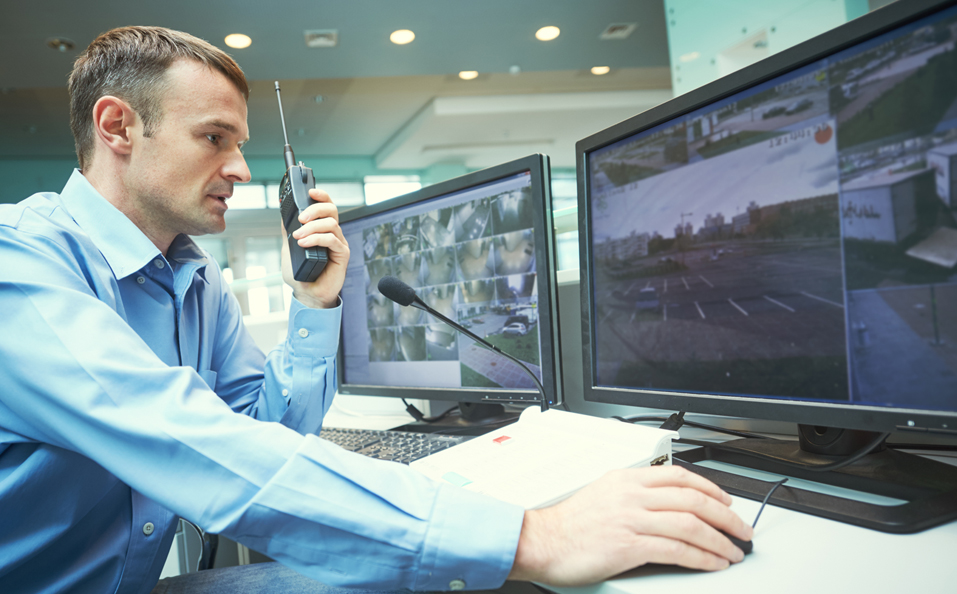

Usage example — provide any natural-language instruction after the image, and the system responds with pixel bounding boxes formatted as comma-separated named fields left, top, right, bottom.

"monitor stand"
left=390, top=401, right=520, bottom=436
left=675, top=425, right=957, bottom=533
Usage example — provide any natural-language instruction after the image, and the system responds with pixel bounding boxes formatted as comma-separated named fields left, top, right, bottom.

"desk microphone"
left=377, top=275, right=550, bottom=412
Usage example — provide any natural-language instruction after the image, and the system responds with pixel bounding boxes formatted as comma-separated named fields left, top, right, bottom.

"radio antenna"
left=275, top=81, right=296, bottom=170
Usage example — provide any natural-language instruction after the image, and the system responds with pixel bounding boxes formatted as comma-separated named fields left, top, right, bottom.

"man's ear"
left=91, top=96, right=138, bottom=157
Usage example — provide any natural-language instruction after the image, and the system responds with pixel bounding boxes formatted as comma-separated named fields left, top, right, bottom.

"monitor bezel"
left=337, top=154, right=563, bottom=407
left=575, top=0, right=957, bottom=436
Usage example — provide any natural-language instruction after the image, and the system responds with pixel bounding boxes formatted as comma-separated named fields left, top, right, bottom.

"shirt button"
left=136, top=276, right=146, bottom=285
left=298, top=328, right=309, bottom=338
left=143, top=522, right=155, bottom=536
left=282, top=389, right=289, bottom=397
left=449, top=579, right=466, bottom=591
left=154, top=259, right=165, bottom=269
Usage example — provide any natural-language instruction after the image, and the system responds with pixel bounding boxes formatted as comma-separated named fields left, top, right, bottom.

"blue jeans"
left=150, top=563, right=407, bottom=594
left=151, top=563, right=540, bottom=594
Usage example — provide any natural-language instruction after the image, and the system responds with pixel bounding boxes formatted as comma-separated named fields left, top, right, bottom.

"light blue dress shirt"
left=0, top=171, right=524, bottom=594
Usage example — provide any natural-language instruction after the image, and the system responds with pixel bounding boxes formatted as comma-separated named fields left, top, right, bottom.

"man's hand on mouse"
left=507, top=465, right=753, bottom=586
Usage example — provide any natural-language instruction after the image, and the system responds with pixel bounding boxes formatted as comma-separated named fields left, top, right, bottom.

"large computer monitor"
left=337, top=155, right=561, bottom=422
left=577, top=0, right=957, bottom=531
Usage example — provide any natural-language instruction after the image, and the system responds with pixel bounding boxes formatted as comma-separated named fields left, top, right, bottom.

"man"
left=0, top=26, right=751, bottom=594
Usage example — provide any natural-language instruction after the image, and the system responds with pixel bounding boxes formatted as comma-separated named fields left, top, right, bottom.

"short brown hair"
left=69, top=26, right=249, bottom=170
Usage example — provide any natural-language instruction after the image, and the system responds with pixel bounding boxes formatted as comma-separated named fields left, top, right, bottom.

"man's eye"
left=206, top=134, right=220, bottom=145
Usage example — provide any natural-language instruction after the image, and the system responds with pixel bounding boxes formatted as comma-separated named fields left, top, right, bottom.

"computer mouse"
left=721, top=530, right=753, bottom=556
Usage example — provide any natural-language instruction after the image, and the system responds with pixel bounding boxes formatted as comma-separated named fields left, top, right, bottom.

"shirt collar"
left=61, top=170, right=208, bottom=282
left=168, top=234, right=210, bottom=283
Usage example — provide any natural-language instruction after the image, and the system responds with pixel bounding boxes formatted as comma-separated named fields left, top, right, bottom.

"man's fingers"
left=295, top=231, right=348, bottom=254
left=629, top=465, right=733, bottom=506
left=292, top=216, right=339, bottom=238
left=627, top=509, right=745, bottom=564
left=301, top=189, right=338, bottom=223
left=294, top=219, right=347, bottom=248
left=637, top=534, right=732, bottom=572
left=306, top=187, right=332, bottom=202
left=627, top=485, right=752, bottom=542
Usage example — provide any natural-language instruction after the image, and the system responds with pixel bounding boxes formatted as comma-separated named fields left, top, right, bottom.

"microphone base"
left=390, top=403, right=521, bottom=436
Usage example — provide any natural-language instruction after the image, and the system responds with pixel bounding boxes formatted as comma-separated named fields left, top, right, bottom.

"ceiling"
left=0, top=0, right=674, bottom=170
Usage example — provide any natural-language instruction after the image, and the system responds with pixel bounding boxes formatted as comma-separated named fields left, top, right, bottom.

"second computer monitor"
left=337, top=154, right=561, bottom=408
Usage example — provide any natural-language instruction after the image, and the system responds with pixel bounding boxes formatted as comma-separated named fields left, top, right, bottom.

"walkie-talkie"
left=275, top=81, right=327, bottom=282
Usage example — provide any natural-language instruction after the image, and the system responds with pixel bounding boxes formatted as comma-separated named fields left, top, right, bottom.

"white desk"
left=549, top=493, right=956, bottom=594
left=322, top=402, right=957, bottom=593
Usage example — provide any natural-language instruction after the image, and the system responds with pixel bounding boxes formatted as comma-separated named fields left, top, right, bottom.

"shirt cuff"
left=288, top=296, right=342, bottom=358
left=414, top=483, right=525, bottom=591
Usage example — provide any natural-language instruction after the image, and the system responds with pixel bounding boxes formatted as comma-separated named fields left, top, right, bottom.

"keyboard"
left=318, top=427, right=472, bottom=464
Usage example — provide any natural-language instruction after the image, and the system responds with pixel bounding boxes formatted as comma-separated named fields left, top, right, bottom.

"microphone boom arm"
left=413, top=297, right=548, bottom=409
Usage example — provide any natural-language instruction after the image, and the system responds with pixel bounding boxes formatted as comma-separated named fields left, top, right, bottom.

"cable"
left=676, top=431, right=891, bottom=473
left=658, top=411, right=686, bottom=431
left=617, top=414, right=770, bottom=440
left=751, top=478, right=788, bottom=528
left=886, top=443, right=957, bottom=452
left=400, top=398, right=459, bottom=424
left=622, top=412, right=957, bottom=454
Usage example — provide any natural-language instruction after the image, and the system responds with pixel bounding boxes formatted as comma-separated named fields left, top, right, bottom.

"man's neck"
left=81, top=166, right=174, bottom=255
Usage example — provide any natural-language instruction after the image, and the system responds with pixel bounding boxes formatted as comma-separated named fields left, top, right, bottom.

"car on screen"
left=785, top=98, right=813, bottom=115
left=503, top=322, right=528, bottom=336
left=762, top=105, right=787, bottom=119
left=635, top=287, right=659, bottom=311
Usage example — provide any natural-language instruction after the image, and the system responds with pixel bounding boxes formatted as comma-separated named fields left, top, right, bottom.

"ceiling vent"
left=304, top=29, right=338, bottom=48
left=599, top=23, right=637, bottom=40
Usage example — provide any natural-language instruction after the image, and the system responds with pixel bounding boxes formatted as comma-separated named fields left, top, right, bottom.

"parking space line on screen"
left=699, top=275, right=713, bottom=288
left=682, top=277, right=690, bottom=290
left=728, top=298, right=749, bottom=316
left=801, top=291, right=844, bottom=308
left=694, top=301, right=706, bottom=319
left=764, top=295, right=796, bottom=312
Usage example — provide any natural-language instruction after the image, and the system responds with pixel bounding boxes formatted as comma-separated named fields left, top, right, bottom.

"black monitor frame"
left=576, top=0, right=957, bottom=439
left=337, top=154, right=563, bottom=410
left=575, top=0, right=957, bottom=533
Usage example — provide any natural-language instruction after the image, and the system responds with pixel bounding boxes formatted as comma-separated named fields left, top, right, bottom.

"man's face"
left=126, top=59, right=250, bottom=242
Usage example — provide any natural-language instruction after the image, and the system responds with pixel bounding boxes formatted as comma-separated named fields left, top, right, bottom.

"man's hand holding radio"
left=281, top=188, right=350, bottom=310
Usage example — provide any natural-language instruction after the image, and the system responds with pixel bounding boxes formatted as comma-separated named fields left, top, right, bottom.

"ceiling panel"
left=1, top=0, right=673, bottom=170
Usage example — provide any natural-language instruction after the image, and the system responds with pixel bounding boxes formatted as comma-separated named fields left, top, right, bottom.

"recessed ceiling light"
left=458, top=70, right=479, bottom=80
left=680, top=51, right=701, bottom=63
left=46, top=37, right=75, bottom=52
left=599, top=23, right=637, bottom=40
left=304, top=29, right=338, bottom=48
left=591, top=66, right=611, bottom=75
left=535, top=26, right=560, bottom=41
left=390, top=29, right=415, bottom=45
left=224, top=34, right=252, bottom=49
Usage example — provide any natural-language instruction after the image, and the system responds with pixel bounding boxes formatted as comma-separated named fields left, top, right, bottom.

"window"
left=244, top=236, right=289, bottom=316
left=363, top=175, right=421, bottom=205
left=551, top=172, right=579, bottom=270
left=229, top=183, right=267, bottom=210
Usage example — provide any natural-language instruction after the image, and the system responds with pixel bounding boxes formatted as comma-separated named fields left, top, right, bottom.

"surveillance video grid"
left=341, top=174, right=545, bottom=391
left=588, top=5, right=957, bottom=412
